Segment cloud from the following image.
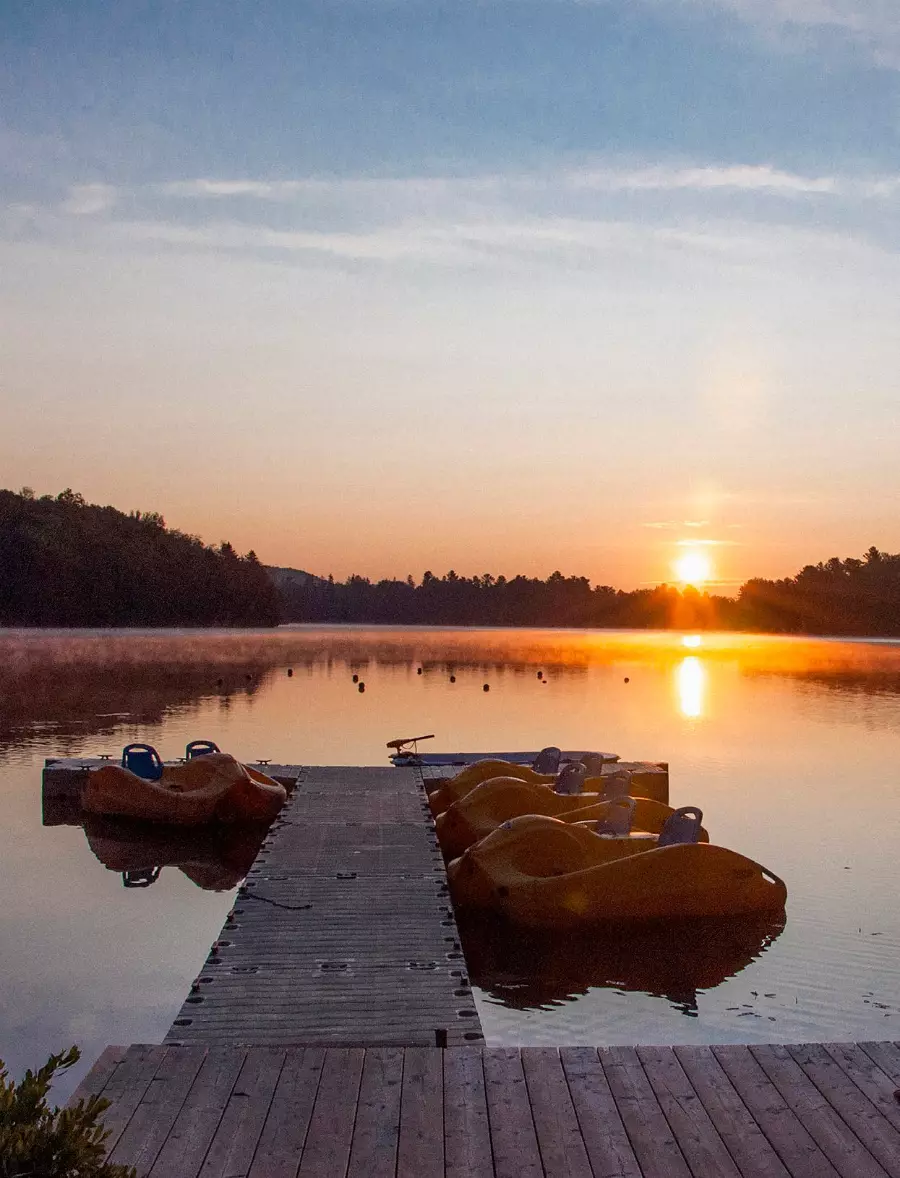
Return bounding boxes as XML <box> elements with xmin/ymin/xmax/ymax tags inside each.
<box><xmin>61</xmin><ymin>183</ymin><xmax>117</xmax><ymax>216</ymax></box>
<box><xmin>569</xmin><ymin>164</ymin><xmax>839</xmax><ymax>196</ymax></box>
<box><xmin>670</xmin><ymin>0</ymin><xmax>900</xmax><ymax>66</ymax></box>
<box><xmin>643</xmin><ymin>520</ymin><xmax>711</xmax><ymax>529</ymax></box>
<box><xmin>155</xmin><ymin>163</ymin><xmax>900</xmax><ymax>205</ymax></box>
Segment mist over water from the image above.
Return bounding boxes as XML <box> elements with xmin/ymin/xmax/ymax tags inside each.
<box><xmin>2</xmin><ymin>625</ymin><xmax>899</xmax><ymax>1098</ymax></box>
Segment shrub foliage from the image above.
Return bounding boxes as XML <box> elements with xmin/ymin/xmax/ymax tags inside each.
<box><xmin>0</xmin><ymin>1046</ymin><xmax>136</xmax><ymax>1178</ymax></box>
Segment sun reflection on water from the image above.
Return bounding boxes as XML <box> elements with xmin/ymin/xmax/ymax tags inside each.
<box><xmin>677</xmin><ymin>655</ymin><xmax>706</xmax><ymax>718</ymax></box>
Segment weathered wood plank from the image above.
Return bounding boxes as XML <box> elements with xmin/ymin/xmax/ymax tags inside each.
<box><xmin>148</xmin><ymin>1046</ymin><xmax>247</xmax><ymax>1178</ymax></box>
<box><xmin>108</xmin><ymin>1046</ymin><xmax>207</xmax><ymax>1175</ymax></box>
<box><xmin>296</xmin><ymin>1048</ymin><xmax>365</xmax><ymax>1178</ymax></box>
<box><xmin>248</xmin><ymin>1048</ymin><xmax>326</xmax><ymax>1178</ymax></box>
<box><xmin>750</xmin><ymin>1044</ymin><xmax>889</xmax><ymax>1178</ymax></box>
<box><xmin>397</xmin><ymin>1046</ymin><xmax>444</xmax><ymax>1178</ymax></box>
<box><xmin>96</xmin><ymin>1044</ymin><xmax>169</xmax><ymax>1155</ymax></box>
<box><xmin>786</xmin><ymin>1043</ymin><xmax>900</xmax><ymax>1178</ymax></box>
<box><xmin>860</xmin><ymin>1042</ymin><xmax>900</xmax><ymax>1083</ymax></box>
<box><xmin>559</xmin><ymin>1046</ymin><xmax>641</xmax><ymax>1178</ymax></box>
<box><xmin>443</xmin><ymin>1046</ymin><xmax>493</xmax><ymax>1178</ymax></box>
<box><xmin>66</xmin><ymin>1046</ymin><xmax>127</xmax><ymax>1107</ymax></box>
<box><xmin>521</xmin><ymin>1047</ymin><xmax>592</xmax><ymax>1178</ymax></box>
<box><xmin>713</xmin><ymin>1045</ymin><xmax>841</xmax><ymax>1178</ymax></box>
<box><xmin>197</xmin><ymin>1047</ymin><xmax>285</xmax><ymax>1178</ymax></box>
<box><xmin>637</xmin><ymin>1045</ymin><xmax>741</xmax><ymax>1178</ymax></box>
<box><xmin>824</xmin><ymin>1043</ymin><xmax>900</xmax><ymax>1133</ymax></box>
<box><xmin>346</xmin><ymin>1047</ymin><xmax>403</xmax><ymax>1178</ymax></box>
<box><xmin>483</xmin><ymin>1046</ymin><xmax>543</xmax><ymax>1178</ymax></box>
<box><xmin>599</xmin><ymin>1046</ymin><xmax>691</xmax><ymax>1178</ymax></box>
<box><xmin>673</xmin><ymin>1045</ymin><xmax>790</xmax><ymax>1178</ymax></box>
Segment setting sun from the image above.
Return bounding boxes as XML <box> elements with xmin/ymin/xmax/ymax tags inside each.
<box><xmin>675</xmin><ymin>551</ymin><xmax>712</xmax><ymax>586</ymax></box>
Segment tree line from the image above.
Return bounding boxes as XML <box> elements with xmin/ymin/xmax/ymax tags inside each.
<box><xmin>0</xmin><ymin>488</ymin><xmax>279</xmax><ymax>626</ymax></box>
<box><xmin>3</xmin><ymin>487</ymin><xmax>899</xmax><ymax>635</ymax></box>
<box><xmin>279</xmin><ymin>551</ymin><xmax>900</xmax><ymax>636</ymax></box>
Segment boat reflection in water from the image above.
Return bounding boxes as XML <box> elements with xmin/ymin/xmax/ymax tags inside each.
<box><xmin>81</xmin><ymin>815</ymin><xmax>269</xmax><ymax>892</ymax></box>
<box><xmin>458</xmin><ymin>910</ymin><xmax>786</xmax><ymax>1016</ymax></box>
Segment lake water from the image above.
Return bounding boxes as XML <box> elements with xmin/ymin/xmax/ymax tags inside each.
<box><xmin>2</xmin><ymin>625</ymin><xmax>899</xmax><ymax>1099</ymax></box>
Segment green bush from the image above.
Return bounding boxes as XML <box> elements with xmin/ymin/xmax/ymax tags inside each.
<box><xmin>0</xmin><ymin>1047</ymin><xmax>135</xmax><ymax>1178</ymax></box>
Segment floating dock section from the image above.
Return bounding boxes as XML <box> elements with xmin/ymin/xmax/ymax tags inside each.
<box><xmin>165</xmin><ymin>766</ymin><xmax>481</xmax><ymax>1048</ymax></box>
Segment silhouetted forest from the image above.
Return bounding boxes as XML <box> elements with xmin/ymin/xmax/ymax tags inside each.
<box><xmin>0</xmin><ymin>488</ymin><xmax>279</xmax><ymax>626</ymax></box>
<box><xmin>279</xmin><ymin>550</ymin><xmax>900</xmax><ymax>636</ymax></box>
<box><xmin>278</xmin><ymin>570</ymin><xmax>742</xmax><ymax>630</ymax></box>
<box><xmin>737</xmin><ymin>548</ymin><xmax>900</xmax><ymax>636</ymax></box>
<box><xmin>3</xmin><ymin>488</ymin><xmax>899</xmax><ymax>636</ymax></box>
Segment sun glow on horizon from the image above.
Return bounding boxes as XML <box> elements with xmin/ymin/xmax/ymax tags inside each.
<box><xmin>674</xmin><ymin>550</ymin><xmax>712</xmax><ymax>587</ymax></box>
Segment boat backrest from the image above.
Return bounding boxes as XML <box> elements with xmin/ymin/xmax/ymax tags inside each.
<box><xmin>186</xmin><ymin>740</ymin><xmax>221</xmax><ymax>759</ymax></box>
<box><xmin>595</xmin><ymin>796</ymin><xmax>636</xmax><ymax>837</ymax></box>
<box><xmin>580</xmin><ymin>751</ymin><xmax>606</xmax><ymax>775</ymax></box>
<box><xmin>657</xmin><ymin>805</ymin><xmax>704</xmax><ymax>847</ymax></box>
<box><xmin>554</xmin><ymin>762</ymin><xmax>587</xmax><ymax>794</ymax></box>
<box><xmin>121</xmin><ymin>743</ymin><xmax>164</xmax><ymax>781</ymax></box>
<box><xmin>600</xmin><ymin>770</ymin><xmax>631</xmax><ymax>800</ymax></box>
<box><xmin>532</xmin><ymin>746</ymin><xmax>561</xmax><ymax>774</ymax></box>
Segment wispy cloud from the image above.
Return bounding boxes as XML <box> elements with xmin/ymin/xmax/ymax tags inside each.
<box><xmin>569</xmin><ymin>164</ymin><xmax>839</xmax><ymax>195</ymax></box>
<box><xmin>672</xmin><ymin>0</ymin><xmax>900</xmax><ymax>66</ymax></box>
<box><xmin>155</xmin><ymin>164</ymin><xmax>900</xmax><ymax>204</ymax></box>
<box><xmin>61</xmin><ymin>183</ymin><xmax>117</xmax><ymax>216</ymax></box>
<box><xmin>643</xmin><ymin>520</ymin><xmax>711</xmax><ymax>529</ymax></box>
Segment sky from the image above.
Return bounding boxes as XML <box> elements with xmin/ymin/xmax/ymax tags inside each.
<box><xmin>2</xmin><ymin>0</ymin><xmax>900</xmax><ymax>590</ymax></box>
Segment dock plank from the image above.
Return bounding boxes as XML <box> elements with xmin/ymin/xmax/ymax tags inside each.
<box><xmin>67</xmin><ymin>1045</ymin><xmax>127</xmax><ymax>1107</ymax></box>
<box><xmin>824</xmin><ymin>1042</ymin><xmax>900</xmax><ymax>1133</ymax></box>
<box><xmin>197</xmin><ymin>1047</ymin><xmax>285</xmax><ymax>1178</ymax></box>
<box><xmin>483</xmin><ymin>1047</ymin><xmax>543</xmax><ymax>1178</ymax></box>
<box><xmin>397</xmin><ymin>1047</ymin><xmax>444</xmax><ymax>1178</ymax></box>
<box><xmin>96</xmin><ymin>1044</ymin><xmax>169</xmax><ymax>1155</ymax></box>
<box><xmin>599</xmin><ymin>1046</ymin><xmax>691</xmax><ymax>1178</ymax></box>
<box><xmin>147</xmin><ymin>1046</ymin><xmax>247</xmax><ymax>1178</ymax></box>
<box><xmin>559</xmin><ymin>1046</ymin><xmax>642</xmax><ymax>1178</ymax></box>
<box><xmin>637</xmin><ymin>1045</ymin><xmax>741</xmax><ymax>1178</ymax></box>
<box><xmin>750</xmin><ymin>1043</ymin><xmax>889</xmax><ymax>1178</ymax></box>
<box><xmin>786</xmin><ymin>1043</ymin><xmax>900</xmax><ymax>1178</ymax></box>
<box><xmin>521</xmin><ymin>1047</ymin><xmax>592</xmax><ymax>1178</ymax></box>
<box><xmin>346</xmin><ymin>1047</ymin><xmax>403</xmax><ymax>1178</ymax></box>
<box><xmin>248</xmin><ymin>1047</ymin><xmax>325</xmax><ymax>1178</ymax></box>
<box><xmin>673</xmin><ymin>1045</ymin><xmax>790</xmax><ymax>1178</ymax></box>
<box><xmin>107</xmin><ymin>1045</ymin><xmax>207</xmax><ymax>1175</ymax></box>
<box><xmin>713</xmin><ymin>1045</ymin><xmax>841</xmax><ymax>1178</ymax></box>
<box><xmin>296</xmin><ymin>1048</ymin><xmax>365</xmax><ymax>1178</ymax></box>
<box><xmin>443</xmin><ymin>1046</ymin><xmax>493</xmax><ymax>1178</ymax></box>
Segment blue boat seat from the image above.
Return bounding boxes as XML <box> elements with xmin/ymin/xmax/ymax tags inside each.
<box><xmin>532</xmin><ymin>746</ymin><xmax>561</xmax><ymax>774</ymax></box>
<box><xmin>121</xmin><ymin>743</ymin><xmax>164</xmax><ymax>781</ymax></box>
<box><xmin>657</xmin><ymin>805</ymin><xmax>704</xmax><ymax>847</ymax></box>
<box><xmin>554</xmin><ymin>762</ymin><xmax>587</xmax><ymax>795</ymax></box>
<box><xmin>186</xmin><ymin>740</ymin><xmax>221</xmax><ymax>759</ymax></box>
<box><xmin>595</xmin><ymin>796</ymin><xmax>636</xmax><ymax>837</ymax></box>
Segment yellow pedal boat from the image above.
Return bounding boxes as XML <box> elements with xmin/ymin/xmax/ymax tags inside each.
<box><xmin>427</xmin><ymin>757</ymin><xmax>668</xmax><ymax>816</ymax></box>
<box><xmin>434</xmin><ymin>775</ymin><xmax>705</xmax><ymax>860</ymax></box>
<box><xmin>82</xmin><ymin>752</ymin><xmax>286</xmax><ymax>826</ymax></box>
<box><xmin>447</xmin><ymin>812</ymin><xmax>786</xmax><ymax>927</ymax></box>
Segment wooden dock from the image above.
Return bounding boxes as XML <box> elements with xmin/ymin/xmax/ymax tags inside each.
<box><xmin>164</xmin><ymin>766</ymin><xmax>482</xmax><ymax>1048</ymax></box>
<box><xmin>73</xmin><ymin>1041</ymin><xmax>900</xmax><ymax>1177</ymax></box>
<box><xmin>56</xmin><ymin>761</ymin><xmax>900</xmax><ymax>1175</ymax></box>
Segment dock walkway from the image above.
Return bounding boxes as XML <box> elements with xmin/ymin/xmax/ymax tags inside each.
<box><xmin>75</xmin><ymin>1040</ymin><xmax>900</xmax><ymax>1177</ymax></box>
<box><xmin>164</xmin><ymin>766</ymin><xmax>481</xmax><ymax>1048</ymax></box>
<box><xmin>61</xmin><ymin>763</ymin><xmax>900</xmax><ymax>1176</ymax></box>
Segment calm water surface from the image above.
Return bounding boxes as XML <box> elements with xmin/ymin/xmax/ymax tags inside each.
<box><xmin>2</xmin><ymin>625</ymin><xmax>899</xmax><ymax>1097</ymax></box>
